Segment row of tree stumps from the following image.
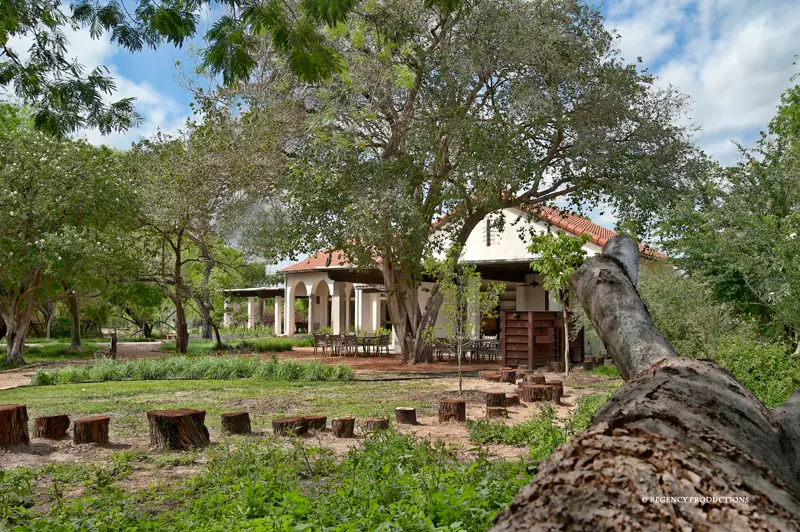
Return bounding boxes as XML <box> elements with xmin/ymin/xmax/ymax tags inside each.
<box><xmin>0</xmin><ymin>405</ymin><xmax>112</xmax><ymax>446</ymax></box>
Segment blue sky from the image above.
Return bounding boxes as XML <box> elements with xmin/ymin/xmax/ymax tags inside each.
<box><xmin>10</xmin><ymin>0</ymin><xmax>799</xmax><ymax>230</ymax></box>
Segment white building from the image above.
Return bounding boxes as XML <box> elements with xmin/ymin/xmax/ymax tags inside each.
<box><xmin>224</xmin><ymin>206</ymin><xmax>662</xmax><ymax>366</ymax></box>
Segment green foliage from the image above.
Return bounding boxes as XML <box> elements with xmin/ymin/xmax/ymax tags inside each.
<box><xmin>0</xmin><ymin>432</ymin><xmax>530</xmax><ymax>531</ymax></box>
<box><xmin>469</xmin><ymin>395</ymin><xmax>611</xmax><ymax>459</ymax></box>
<box><xmin>528</xmin><ymin>232</ymin><xmax>591</xmax><ymax>294</ymax></box>
<box><xmin>20</xmin><ymin>342</ymin><xmax>102</xmax><ymax>362</ymax></box>
<box><xmin>708</xmin><ymin>335</ymin><xmax>800</xmax><ymax>409</ymax></box>
<box><xmin>29</xmin><ymin>356</ymin><xmax>354</xmax><ymax>385</ymax></box>
<box><xmin>468</xmin><ymin>405</ymin><xmax>569</xmax><ymax>460</ymax></box>
<box><xmin>159</xmin><ymin>337</ymin><xmax>312</xmax><ymax>355</ymax></box>
<box><xmin>586</xmin><ymin>365</ymin><xmax>621</xmax><ymax>378</ymax></box>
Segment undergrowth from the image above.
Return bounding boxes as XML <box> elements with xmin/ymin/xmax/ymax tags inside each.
<box><xmin>0</xmin><ymin>432</ymin><xmax>532</xmax><ymax>531</ymax></box>
<box><xmin>29</xmin><ymin>356</ymin><xmax>354</xmax><ymax>385</ymax></box>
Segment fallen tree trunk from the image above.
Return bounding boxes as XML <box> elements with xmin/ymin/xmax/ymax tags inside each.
<box><xmin>491</xmin><ymin>235</ymin><xmax>800</xmax><ymax>531</ymax></box>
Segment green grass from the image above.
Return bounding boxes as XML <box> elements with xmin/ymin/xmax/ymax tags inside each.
<box><xmin>160</xmin><ymin>337</ymin><xmax>313</xmax><ymax>355</ymax></box>
<box><xmin>586</xmin><ymin>364</ymin><xmax>621</xmax><ymax>378</ymax></box>
<box><xmin>467</xmin><ymin>393</ymin><xmax>611</xmax><ymax>459</ymax></box>
<box><xmin>29</xmin><ymin>356</ymin><xmax>354</xmax><ymax>386</ymax></box>
<box><xmin>0</xmin><ymin>378</ymin><xmax>452</xmax><ymax>439</ymax></box>
<box><xmin>13</xmin><ymin>342</ymin><xmax>103</xmax><ymax>364</ymax></box>
<box><xmin>468</xmin><ymin>405</ymin><xmax>569</xmax><ymax>460</ymax></box>
<box><xmin>0</xmin><ymin>432</ymin><xmax>532</xmax><ymax>531</ymax></box>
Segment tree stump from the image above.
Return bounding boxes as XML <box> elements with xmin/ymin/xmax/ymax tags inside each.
<box><xmin>487</xmin><ymin>407</ymin><xmax>508</xmax><ymax>419</ymax></box>
<box><xmin>34</xmin><ymin>415</ymin><xmax>70</xmax><ymax>439</ymax></box>
<box><xmin>517</xmin><ymin>365</ymin><xmax>528</xmax><ymax>370</ymax></box>
<box><xmin>548</xmin><ymin>361</ymin><xmax>565</xmax><ymax>373</ymax></box>
<box><xmin>73</xmin><ymin>416</ymin><xmax>109</xmax><ymax>445</ymax></box>
<box><xmin>535</xmin><ymin>366</ymin><xmax>548</xmax><ymax>374</ymax></box>
<box><xmin>221</xmin><ymin>412</ymin><xmax>251</xmax><ymax>435</ymax></box>
<box><xmin>518</xmin><ymin>384</ymin><xmax>551</xmax><ymax>402</ymax></box>
<box><xmin>506</xmin><ymin>393</ymin><xmax>520</xmax><ymax>406</ymax></box>
<box><xmin>0</xmin><ymin>405</ymin><xmax>29</xmax><ymax>447</ymax></box>
<box><xmin>438</xmin><ymin>399</ymin><xmax>467</xmax><ymax>422</ymax></box>
<box><xmin>332</xmin><ymin>417</ymin><xmax>355</xmax><ymax>437</ymax></box>
<box><xmin>486</xmin><ymin>392</ymin><xmax>508</xmax><ymax>408</ymax></box>
<box><xmin>147</xmin><ymin>409</ymin><xmax>210</xmax><ymax>449</ymax></box>
<box><xmin>272</xmin><ymin>416</ymin><xmax>308</xmax><ymax>436</ymax></box>
<box><xmin>482</xmin><ymin>371</ymin><xmax>502</xmax><ymax>382</ymax></box>
<box><xmin>526</xmin><ymin>374</ymin><xmax>546</xmax><ymax>384</ymax></box>
<box><xmin>360</xmin><ymin>417</ymin><xmax>390</xmax><ymax>432</ymax></box>
<box><xmin>501</xmin><ymin>369</ymin><xmax>516</xmax><ymax>383</ymax></box>
<box><xmin>517</xmin><ymin>369</ymin><xmax>533</xmax><ymax>379</ymax></box>
<box><xmin>544</xmin><ymin>384</ymin><xmax>563</xmax><ymax>404</ymax></box>
<box><xmin>304</xmin><ymin>415</ymin><xmax>327</xmax><ymax>431</ymax></box>
<box><xmin>604</xmin><ymin>358</ymin><xmax>614</xmax><ymax>366</ymax></box>
<box><xmin>583</xmin><ymin>360</ymin><xmax>595</xmax><ymax>371</ymax></box>
<box><xmin>395</xmin><ymin>407</ymin><xmax>417</xmax><ymax>425</ymax></box>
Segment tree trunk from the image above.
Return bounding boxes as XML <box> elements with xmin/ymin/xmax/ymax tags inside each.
<box><xmin>491</xmin><ymin>235</ymin><xmax>800</xmax><ymax>531</ymax></box>
<box><xmin>395</xmin><ymin>407</ymin><xmax>417</xmax><ymax>425</ymax></box>
<box><xmin>0</xmin><ymin>405</ymin><xmax>29</xmax><ymax>447</ymax></box>
<box><xmin>332</xmin><ymin>417</ymin><xmax>355</xmax><ymax>437</ymax></box>
<box><xmin>173</xmin><ymin>298</ymin><xmax>189</xmax><ymax>354</ymax></box>
<box><xmin>147</xmin><ymin>409</ymin><xmax>210</xmax><ymax>449</ymax></box>
<box><xmin>360</xmin><ymin>417</ymin><xmax>390</xmax><ymax>432</ymax></box>
<box><xmin>73</xmin><ymin>416</ymin><xmax>110</xmax><ymax>445</ymax></box>
<box><xmin>486</xmin><ymin>407</ymin><xmax>508</xmax><ymax>419</ymax></box>
<box><xmin>304</xmin><ymin>415</ymin><xmax>327</xmax><ymax>430</ymax></box>
<box><xmin>438</xmin><ymin>398</ymin><xmax>466</xmax><ymax>422</ymax></box>
<box><xmin>66</xmin><ymin>291</ymin><xmax>82</xmax><ymax>351</ymax></box>
<box><xmin>486</xmin><ymin>392</ymin><xmax>508</xmax><ymax>407</ymax></box>
<box><xmin>38</xmin><ymin>301</ymin><xmax>55</xmax><ymax>339</ymax></box>
<box><xmin>221</xmin><ymin>412</ymin><xmax>251</xmax><ymax>435</ymax></box>
<box><xmin>272</xmin><ymin>416</ymin><xmax>308</xmax><ymax>436</ymax></box>
<box><xmin>34</xmin><ymin>415</ymin><xmax>70</xmax><ymax>439</ymax></box>
<box><xmin>560</xmin><ymin>291</ymin><xmax>569</xmax><ymax>376</ymax></box>
<box><xmin>213</xmin><ymin>323</ymin><xmax>223</xmax><ymax>351</ymax></box>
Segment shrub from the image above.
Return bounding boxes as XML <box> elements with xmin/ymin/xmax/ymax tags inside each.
<box><xmin>586</xmin><ymin>365</ymin><xmax>621</xmax><ymax>378</ymax></box>
<box><xmin>571</xmin><ymin>393</ymin><xmax>611</xmax><ymax>432</ymax></box>
<box><xmin>468</xmin><ymin>405</ymin><xmax>569</xmax><ymax>460</ymax></box>
<box><xmin>29</xmin><ymin>356</ymin><xmax>355</xmax><ymax>385</ymax></box>
<box><xmin>709</xmin><ymin>335</ymin><xmax>800</xmax><ymax>408</ymax></box>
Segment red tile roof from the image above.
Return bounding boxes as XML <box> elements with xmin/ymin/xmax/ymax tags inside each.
<box><xmin>529</xmin><ymin>205</ymin><xmax>666</xmax><ymax>259</ymax></box>
<box><xmin>281</xmin><ymin>207</ymin><xmax>665</xmax><ymax>273</ymax></box>
<box><xmin>279</xmin><ymin>251</ymin><xmax>351</xmax><ymax>273</ymax></box>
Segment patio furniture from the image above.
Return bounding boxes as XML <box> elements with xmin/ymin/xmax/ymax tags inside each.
<box><xmin>343</xmin><ymin>334</ymin><xmax>359</xmax><ymax>357</ymax></box>
<box><xmin>328</xmin><ymin>334</ymin><xmax>344</xmax><ymax>356</ymax></box>
<box><xmin>376</xmin><ymin>334</ymin><xmax>391</xmax><ymax>357</ymax></box>
<box><xmin>313</xmin><ymin>333</ymin><xmax>331</xmax><ymax>357</ymax></box>
<box><xmin>359</xmin><ymin>335</ymin><xmax>379</xmax><ymax>357</ymax></box>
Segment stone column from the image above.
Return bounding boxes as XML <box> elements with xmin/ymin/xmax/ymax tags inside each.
<box><xmin>307</xmin><ymin>285</ymin><xmax>315</xmax><ymax>333</ymax></box>
<box><xmin>330</xmin><ymin>282</ymin><xmax>343</xmax><ymax>335</ymax></box>
<box><xmin>247</xmin><ymin>297</ymin><xmax>257</xmax><ymax>329</ymax></box>
<box><xmin>223</xmin><ymin>298</ymin><xmax>232</xmax><ymax>328</ymax></box>
<box><xmin>274</xmin><ymin>296</ymin><xmax>283</xmax><ymax>336</ymax></box>
<box><xmin>284</xmin><ymin>289</ymin><xmax>295</xmax><ymax>336</ymax></box>
<box><xmin>370</xmin><ymin>293</ymin><xmax>381</xmax><ymax>331</ymax></box>
<box><xmin>345</xmin><ymin>287</ymin><xmax>352</xmax><ymax>331</ymax></box>
<box><xmin>355</xmin><ymin>288</ymin><xmax>364</xmax><ymax>332</ymax></box>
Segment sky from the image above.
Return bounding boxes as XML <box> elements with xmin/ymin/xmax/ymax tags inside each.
<box><xmin>7</xmin><ymin>0</ymin><xmax>800</xmax><ymax>231</ymax></box>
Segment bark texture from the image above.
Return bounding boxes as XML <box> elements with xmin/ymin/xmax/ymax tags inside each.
<box><xmin>491</xmin><ymin>235</ymin><xmax>800</xmax><ymax>531</ymax></box>
<box><xmin>34</xmin><ymin>415</ymin><xmax>70</xmax><ymax>439</ymax></box>
<box><xmin>438</xmin><ymin>399</ymin><xmax>466</xmax><ymax>422</ymax></box>
<box><xmin>304</xmin><ymin>415</ymin><xmax>327</xmax><ymax>430</ymax></box>
<box><xmin>220</xmin><ymin>412</ymin><xmax>251</xmax><ymax>435</ymax></box>
<box><xmin>486</xmin><ymin>392</ymin><xmax>508</xmax><ymax>407</ymax></box>
<box><xmin>0</xmin><ymin>404</ymin><xmax>29</xmax><ymax>446</ymax></box>
<box><xmin>73</xmin><ymin>416</ymin><xmax>109</xmax><ymax>445</ymax></box>
<box><xmin>486</xmin><ymin>407</ymin><xmax>508</xmax><ymax>419</ymax></box>
<box><xmin>360</xmin><ymin>417</ymin><xmax>390</xmax><ymax>432</ymax></box>
<box><xmin>147</xmin><ymin>409</ymin><xmax>209</xmax><ymax>450</ymax></box>
<box><xmin>332</xmin><ymin>417</ymin><xmax>355</xmax><ymax>437</ymax></box>
<box><xmin>395</xmin><ymin>407</ymin><xmax>418</xmax><ymax>425</ymax></box>
<box><xmin>273</xmin><ymin>416</ymin><xmax>308</xmax><ymax>436</ymax></box>
<box><xmin>501</xmin><ymin>369</ymin><xmax>516</xmax><ymax>384</ymax></box>
<box><xmin>506</xmin><ymin>393</ymin><xmax>520</xmax><ymax>406</ymax></box>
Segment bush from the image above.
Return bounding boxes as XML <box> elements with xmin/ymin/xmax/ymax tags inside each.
<box><xmin>468</xmin><ymin>405</ymin><xmax>569</xmax><ymax>460</ymax></box>
<box><xmin>709</xmin><ymin>335</ymin><xmax>800</xmax><ymax>408</ymax></box>
<box><xmin>29</xmin><ymin>356</ymin><xmax>355</xmax><ymax>385</ymax></box>
<box><xmin>0</xmin><ymin>433</ymin><xmax>532</xmax><ymax>531</ymax></box>
<box><xmin>160</xmin><ymin>336</ymin><xmax>312</xmax><ymax>355</ymax></box>
<box><xmin>586</xmin><ymin>365</ymin><xmax>621</xmax><ymax>378</ymax></box>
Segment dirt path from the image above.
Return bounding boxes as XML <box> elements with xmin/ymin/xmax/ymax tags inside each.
<box><xmin>0</xmin><ymin>366</ymin><xmax>40</xmax><ymax>390</ymax></box>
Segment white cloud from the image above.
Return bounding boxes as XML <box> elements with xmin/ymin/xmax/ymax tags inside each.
<box><xmin>608</xmin><ymin>0</ymin><xmax>800</xmax><ymax>164</ymax></box>
<box><xmin>3</xmin><ymin>13</ymin><xmax>188</xmax><ymax>150</ymax></box>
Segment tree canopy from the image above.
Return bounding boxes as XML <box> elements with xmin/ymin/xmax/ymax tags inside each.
<box><xmin>236</xmin><ymin>0</ymin><xmax>701</xmax><ymax>361</ymax></box>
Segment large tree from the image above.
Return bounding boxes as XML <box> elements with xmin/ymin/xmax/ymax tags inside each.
<box><xmin>240</xmin><ymin>0</ymin><xmax>702</xmax><ymax>362</ymax></box>
<box><xmin>0</xmin><ymin>127</ymin><xmax>132</xmax><ymax>364</ymax></box>
<box><xmin>660</xmin><ymin>81</ymin><xmax>800</xmax><ymax>348</ymax></box>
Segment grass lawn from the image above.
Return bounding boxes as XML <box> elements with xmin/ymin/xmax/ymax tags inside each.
<box><xmin>160</xmin><ymin>336</ymin><xmax>313</xmax><ymax>355</ymax></box>
<box><xmin>0</xmin><ymin>342</ymin><xmax>103</xmax><ymax>368</ymax></box>
<box><xmin>0</xmin><ymin>378</ymin><xmax>451</xmax><ymax>439</ymax></box>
